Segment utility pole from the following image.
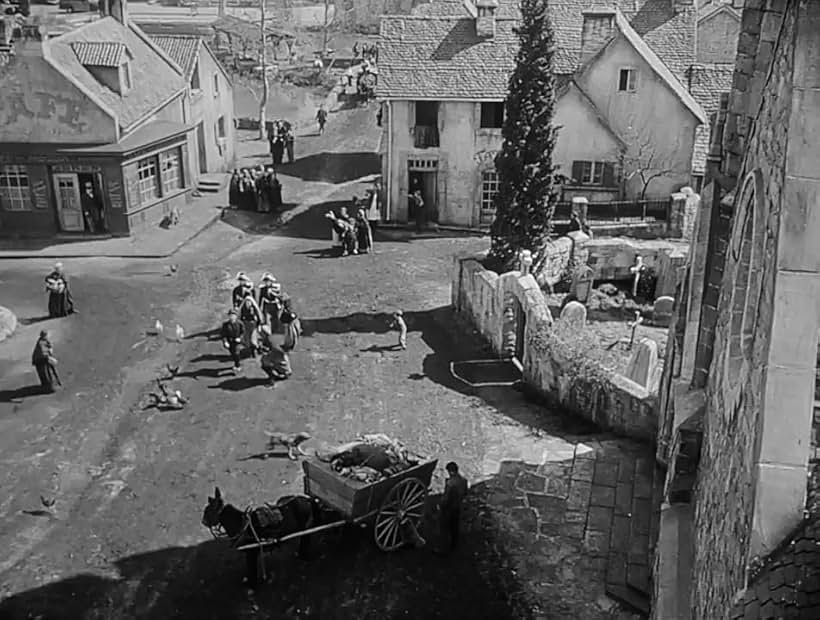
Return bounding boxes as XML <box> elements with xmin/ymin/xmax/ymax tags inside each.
<box><xmin>259</xmin><ymin>0</ymin><xmax>269</xmax><ymax>140</ymax></box>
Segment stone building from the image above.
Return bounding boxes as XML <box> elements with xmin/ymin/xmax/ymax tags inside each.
<box><xmin>653</xmin><ymin>0</ymin><xmax>820</xmax><ymax>617</ymax></box>
<box><xmin>0</xmin><ymin>0</ymin><xmax>234</xmax><ymax>238</ymax></box>
<box><xmin>696</xmin><ymin>0</ymin><xmax>742</xmax><ymax>64</ymax></box>
<box><xmin>377</xmin><ymin>0</ymin><xmax>707</xmax><ymax>229</ymax></box>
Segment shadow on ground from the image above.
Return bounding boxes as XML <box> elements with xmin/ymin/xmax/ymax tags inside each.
<box><xmin>0</xmin><ymin>489</ymin><xmax>540</xmax><ymax>619</ymax></box>
<box><xmin>275</xmin><ymin>152</ymin><xmax>380</xmax><ymax>184</ymax></box>
<box><xmin>301</xmin><ymin>306</ymin><xmax>601</xmax><ymax>438</ymax></box>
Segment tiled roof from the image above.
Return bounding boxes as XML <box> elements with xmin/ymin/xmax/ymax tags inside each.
<box><xmin>71</xmin><ymin>42</ymin><xmax>129</xmax><ymax>67</ymax></box>
<box><xmin>378</xmin><ymin>15</ymin><xmax>519</xmax><ymax>99</ymax></box>
<box><xmin>45</xmin><ymin>17</ymin><xmax>185</xmax><ymax>132</ymax></box>
<box><xmin>729</xmin><ymin>517</ymin><xmax>820</xmax><ymax>619</ymax></box>
<box><xmin>149</xmin><ymin>34</ymin><xmax>201</xmax><ymax>78</ymax></box>
<box><xmin>688</xmin><ymin>63</ymin><xmax>734</xmax><ymax>174</ymax></box>
<box><xmin>550</xmin><ymin>0</ymin><xmax>696</xmax><ymax>79</ymax></box>
<box><xmin>578</xmin><ymin>10</ymin><xmax>706</xmax><ymax>124</ymax></box>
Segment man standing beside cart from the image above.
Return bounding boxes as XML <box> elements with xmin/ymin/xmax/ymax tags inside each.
<box><xmin>437</xmin><ymin>461</ymin><xmax>468</xmax><ymax>554</ymax></box>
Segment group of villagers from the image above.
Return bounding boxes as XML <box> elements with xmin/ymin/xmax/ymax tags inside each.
<box><xmin>325</xmin><ymin>183</ymin><xmax>381</xmax><ymax>257</ymax></box>
<box><xmin>220</xmin><ymin>272</ymin><xmax>302</xmax><ymax>388</ymax></box>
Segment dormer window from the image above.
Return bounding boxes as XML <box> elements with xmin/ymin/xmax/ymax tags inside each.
<box><xmin>72</xmin><ymin>41</ymin><xmax>133</xmax><ymax>95</ymax></box>
<box><xmin>618</xmin><ymin>68</ymin><xmax>637</xmax><ymax>92</ymax></box>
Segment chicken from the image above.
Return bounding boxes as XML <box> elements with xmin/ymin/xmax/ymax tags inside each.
<box><xmin>40</xmin><ymin>495</ymin><xmax>56</xmax><ymax>509</ymax></box>
<box><xmin>175</xmin><ymin>324</ymin><xmax>185</xmax><ymax>341</ymax></box>
<box><xmin>166</xmin><ymin>264</ymin><xmax>178</xmax><ymax>276</ymax></box>
<box><xmin>152</xmin><ymin>320</ymin><xmax>164</xmax><ymax>335</ymax></box>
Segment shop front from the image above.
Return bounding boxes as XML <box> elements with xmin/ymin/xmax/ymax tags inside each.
<box><xmin>0</xmin><ymin>121</ymin><xmax>193</xmax><ymax>238</ymax></box>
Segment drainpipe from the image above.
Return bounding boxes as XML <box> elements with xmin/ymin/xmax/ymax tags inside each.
<box><xmin>386</xmin><ymin>100</ymin><xmax>393</xmax><ymax>222</ymax></box>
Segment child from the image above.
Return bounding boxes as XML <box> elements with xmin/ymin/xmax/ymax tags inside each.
<box><xmin>389</xmin><ymin>310</ymin><xmax>407</xmax><ymax>350</ymax></box>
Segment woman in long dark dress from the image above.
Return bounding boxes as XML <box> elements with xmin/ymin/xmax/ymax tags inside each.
<box><xmin>31</xmin><ymin>330</ymin><xmax>61</xmax><ymax>393</ymax></box>
<box><xmin>45</xmin><ymin>262</ymin><xmax>74</xmax><ymax>318</ymax></box>
<box><xmin>228</xmin><ymin>170</ymin><xmax>240</xmax><ymax>208</ymax></box>
<box><xmin>354</xmin><ymin>208</ymin><xmax>372</xmax><ymax>254</ymax></box>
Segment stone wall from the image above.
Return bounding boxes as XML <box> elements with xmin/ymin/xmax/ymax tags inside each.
<box><xmin>690</xmin><ymin>1</ymin><xmax>795</xmax><ymax>616</ymax></box>
<box><xmin>452</xmin><ymin>256</ymin><xmax>659</xmax><ymax>442</ymax></box>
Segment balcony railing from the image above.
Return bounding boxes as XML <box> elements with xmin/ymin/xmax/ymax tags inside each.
<box><xmin>412</xmin><ymin>125</ymin><xmax>439</xmax><ymax>149</ymax></box>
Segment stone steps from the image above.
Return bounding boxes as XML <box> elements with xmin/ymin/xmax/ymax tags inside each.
<box><xmin>196</xmin><ymin>174</ymin><xmax>228</xmax><ymax>193</ymax></box>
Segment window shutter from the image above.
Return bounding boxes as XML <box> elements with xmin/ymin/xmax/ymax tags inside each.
<box><xmin>409</xmin><ymin>101</ymin><xmax>416</xmax><ymax>128</ymax></box>
<box><xmin>602</xmin><ymin>162</ymin><xmax>615</xmax><ymax>187</ymax></box>
<box><xmin>571</xmin><ymin>161</ymin><xmax>583</xmax><ymax>185</ymax></box>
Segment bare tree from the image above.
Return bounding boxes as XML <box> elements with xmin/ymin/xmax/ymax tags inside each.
<box><xmin>619</xmin><ymin>120</ymin><xmax>684</xmax><ymax>201</ymax></box>
<box><xmin>258</xmin><ymin>0</ymin><xmax>269</xmax><ymax>140</ymax></box>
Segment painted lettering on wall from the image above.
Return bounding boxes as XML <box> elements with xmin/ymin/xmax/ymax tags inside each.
<box><xmin>31</xmin><ymin>179</ymin><xmax>48</xmax><ymax>210</ymax></box>
<box><xmin>108</xmin><ymin>177</ymin><xmax>123</xmax><ymax>210</ymax></box>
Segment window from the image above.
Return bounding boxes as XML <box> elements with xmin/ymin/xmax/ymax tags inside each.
<box><xmin>217</xmin><ymin>116</ymin><xmax>226</xmax><ymax>140</ymax></box>
<box><xmin>160</xmin><ymin>148</ymin><xmax>182</xmax><ymax>195</ymax></box>
<box><xmin>571</xmin><ymin>160</ymin><xmax>615</xmax><ymax>186</ymax></box>
<box><xmin>0</xmin><ymin>165</ymin><xmax>31</xmax><ymax>211</ymax></box>
<box><xmin>137</xmin><ymin>157</ymin><xmax>160</xmax><ymax>204</ymax></box>
<box><xmin>480</xmin><ymin>170</ymin><xmax>499</xmax><ymax>211</ymax></box>
<box><xmin>480</xmin><ymin>102</ymin><xmax>504</xmax><ymax>129</ymax></box>
<box><xmin>414</xmin><ymin>101</ymin><xmax>439</xmax><ymax>126</ymax></box>
<box><xmin>213</xmin><ymin>73</ymin><xmax>219</xmax><ymax>95</ymax></box>
<box><xmin>618</xmin><ymin>68</ymin><xmax>637</xmax><ymax>92</ymax></box>
<box><xmin>190</xmin><ymin>61</ymin><xmax>200</xmax><ymax>91</ymax></box>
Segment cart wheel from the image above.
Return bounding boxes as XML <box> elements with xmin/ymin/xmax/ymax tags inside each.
<box><xmin>374</xmin><ymin>477</ymin><xmax>427</xmax><ymax>552</ymax></box>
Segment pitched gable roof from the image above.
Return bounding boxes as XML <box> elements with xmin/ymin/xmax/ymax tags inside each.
<box><xmin>557</xmin><ymin>79</ymin><xmax>627</xmax><ymax>150</ymax></box>
<box><xmin>378</xmin><ymin>15</ymin><xmax>518</xmax><ymax>100</ymax></box>
<box><xmin>149</xmin><ymin>34</ymin><xmax>201</xmax><ymax>78</ymax></box>
<box><xmin>46</xmin><ymin>17</ymin><xmax>185</xmax><ymax>131</ymax></box>
<box><xmin>698</xmin><ymin>1</ymin><xmax>740</xmax><ymax>23</ymax></box>
<box><xmin>577</xmin><ymin>10</ymin><xmax>706</xmax><ymax>124</ymax></box>
<box><xmin>71</xmin><ymin>42</ymin><xmax>129</xmax><ymax>67</ymax></box>
<box><xmin>688</xmin><ymin>63</ymin><xmax>734</xmax><ymax>174</ymax></box>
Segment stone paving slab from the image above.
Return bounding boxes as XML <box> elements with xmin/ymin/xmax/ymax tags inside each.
<box><xmin>478</xmin><ymin>438</ymin><xmax>663</xmax><ymax>616</ymax></box>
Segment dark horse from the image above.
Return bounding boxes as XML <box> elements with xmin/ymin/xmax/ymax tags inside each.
<box><xmin>202</xmin><ymin>486</ymin><xmax>320</xmax><ymax>587</ymax></box>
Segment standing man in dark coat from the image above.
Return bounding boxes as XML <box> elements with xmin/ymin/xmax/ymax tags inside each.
<box><xmin>220</xmin><ymin>309</ymin><xmax>245</xmax><ymax>374</ymax></box>
<box><xmin>285</xmin><ymin>127</ymin><xmax>295</xmax><ymax>164</ymax></box>
<box><xmin>438</xmin><ymin>461</ymin><xmax>468</xmax><ymax>554</ymax></box>
<box><xmin>45</xmin><ymin>262</ymin><xmax>75</xmax><ymax>318</ymax></box>
<box><xmin>31</xmin><ymin>330</ymin><xmax>61</xmax><ymax>393</ymax></box>
<box><xmin>410</xmin><ymin>190</ymin><xmax>425</xmax><ymax>233</ymax></box>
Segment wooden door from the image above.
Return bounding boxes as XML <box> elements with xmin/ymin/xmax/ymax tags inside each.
<box><xmin>52</xmin><ymin>173</ymin><xmax>84</xmax><ymax>232</ymax></box>
<box><xmin>196</xmin><ymin>122</ymin><xmax>208</xmax><ymax>174</ymax></box>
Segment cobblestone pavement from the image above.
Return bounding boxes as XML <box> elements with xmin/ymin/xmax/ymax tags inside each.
<box><xmin>0</xmin><ymin>110</ymin><xmax>660</xmax><ymax>619</ymax></box>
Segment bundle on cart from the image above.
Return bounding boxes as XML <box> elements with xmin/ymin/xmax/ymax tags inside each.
<box><xmin>315</xmin><ymin>434</ymin><xmax>419</xmax><ymax>483</ymax></box>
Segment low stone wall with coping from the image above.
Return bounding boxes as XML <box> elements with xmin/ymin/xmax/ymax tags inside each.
<box><xmin>452</xmin><ymin>255</ymin><xmax>659</xmax><ymax>442</ymax></box>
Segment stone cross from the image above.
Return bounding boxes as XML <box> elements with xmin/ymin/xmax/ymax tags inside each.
<box><xmin>630</xmin><ymin>255</ymin><xmax>645</xmax><ymax>298</ymax></box>
<box><xmin>628</xmin><ymin>310</ymin><xmax>643</xmax><ymax>349</ymax></box>
<box><xmin>625</xmin><ymin>337</ymin><xmax>659</xmax><ymax>389</ymax></box>
<box><xmin>559</xmin><ymin>300</ymin><xmax>587</xmax><ymax>328</ymax></box>
<box><xmin>519</xmin><ymin>249</ymin><xmax>533</xmax><ymax>275</ymax></box>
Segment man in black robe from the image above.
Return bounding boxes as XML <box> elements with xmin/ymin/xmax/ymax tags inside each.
<box><xmin>437</xmin><ymin>461</ymin><xmax>468</xmax><ymax>554</ymax></box>
<box><xmin>31</xmin><ymin>330</ymin><xmax>61</xmax><ymax>393</ymax></box>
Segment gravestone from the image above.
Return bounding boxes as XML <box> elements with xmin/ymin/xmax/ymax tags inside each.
<box><xmin>559</xmin><ymin>300</ymin><xmax>587</xmax><ymax>328</ymax></box>
<box><xmin>653</xmin><ymin>296</ymin><xmax>675</xmax><ymax>327</ymax></box>
<box><xmin>624</xmin><ymin>338</ymin><xmax>659</xmax><ymax>389</ymax></box>
<box><xmin>570</xmin><ymin>265</ymin><xmax>594</xmax><ymax>304</ymax></box>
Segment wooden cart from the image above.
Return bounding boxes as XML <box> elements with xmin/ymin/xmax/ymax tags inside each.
<box><xmin>236</xmin><ymin>456</ymin><xmax>437</xmax><ymax>553</ymax></box>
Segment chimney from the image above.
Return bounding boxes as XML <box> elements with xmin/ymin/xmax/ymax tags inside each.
<box><xmin>474</xmin><ymin>0</ymin><xmax>498</xmax><ymax>39</ymax></box>
<box><xmin>673</xmin><ymin>0</ymin><xmax>694</xmax><ymax>13</ymax></box>
<box><xmin>580</xmin><ymin>10</ymin><xmax>616</xmax><ymax>65</ymax></box>
<box><xmin>100</xmin><ymin>0</ymin><xmax>129</xmax><ymax>25</ymax></box>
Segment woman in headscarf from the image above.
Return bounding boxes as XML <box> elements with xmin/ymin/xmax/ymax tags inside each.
<box><xmin>232</xmin><ymin>272</ymin><xmax>253</xmax><ymax>308</ymax></box>
<box><xmin>257</xmin><ymin>273</ymin><xmax>283</xmax><ymax>332</ymax></box>
<box><xmin>354</xmin><ymin>208</ymin><xmax>373</xmax><ymax>254</ymax></box>
<box><xmin>228</xmin><ymin>170</ymin><xmax>240</xmax><ymax>208</ymax></box>
<box><xmin>45</xmin><ymin>262</ymin><xmax>75</xmax><ymax>318</ymax></box>
<box><xmin>31</xmin><ymin>330</ymin><xmax>61</xmax><ymax>393</ymax></box>
<box><xmin>280</xmin><ymin>296</ymin><xmax>302</xmax><ymax>352</ymax></box>
<box><xmin>238</xmin><ymin>291</ymin><xmax>263</xmax><ymax>358</ymax></box>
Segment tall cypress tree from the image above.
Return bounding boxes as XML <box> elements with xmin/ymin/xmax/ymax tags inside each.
<box><xmin>487</xmin><ymin>0</ymin><xmax>562</xmax><ymax>273</ymax></box>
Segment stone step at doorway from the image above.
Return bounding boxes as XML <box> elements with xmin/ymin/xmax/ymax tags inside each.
<box><xmin>197</xmin><ymin>174</ymin><xmax>229</xmax><ymax>194</ymax></box>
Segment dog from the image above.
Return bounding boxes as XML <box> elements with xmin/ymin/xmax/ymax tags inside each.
<box><xmin>264</xmin><ymin>431</ymin><xmax>311</xmax><ymax>460</ymax></box>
